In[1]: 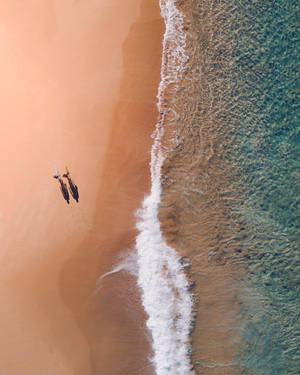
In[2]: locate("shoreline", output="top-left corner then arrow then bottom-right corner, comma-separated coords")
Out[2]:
158,1 -> 244,374
135,2 -> 195,374
59,2 -> 164,372
0,1 -> 164,373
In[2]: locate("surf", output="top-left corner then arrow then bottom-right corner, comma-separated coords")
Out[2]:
135,1 -> 194,374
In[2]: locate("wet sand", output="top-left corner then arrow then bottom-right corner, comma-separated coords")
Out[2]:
0,1 -> 163,374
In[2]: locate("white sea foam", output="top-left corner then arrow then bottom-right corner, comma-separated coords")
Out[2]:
135,1 -> 194,374
93,251 -> 138,294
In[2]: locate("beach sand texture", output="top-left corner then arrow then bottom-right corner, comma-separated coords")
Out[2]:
0,1 -> 163,374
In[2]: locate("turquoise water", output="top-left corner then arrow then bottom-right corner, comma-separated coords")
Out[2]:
159,0 -> 299,373
225,1 -> 299,373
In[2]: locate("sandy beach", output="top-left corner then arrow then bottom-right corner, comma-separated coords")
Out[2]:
0,1 -> 163,374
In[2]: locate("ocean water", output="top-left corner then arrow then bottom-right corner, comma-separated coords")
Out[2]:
226,1 -> 300,374
135,1 -> 194,375
135,0 -> 299,374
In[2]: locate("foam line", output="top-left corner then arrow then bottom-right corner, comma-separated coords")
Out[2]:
135,1 -> 194,374
94,252 -> 138,294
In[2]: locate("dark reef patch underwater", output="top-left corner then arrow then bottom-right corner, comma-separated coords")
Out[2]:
158,0 -> 299,374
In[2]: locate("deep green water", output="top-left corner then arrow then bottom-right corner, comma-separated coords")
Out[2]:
223,1 -> 299,373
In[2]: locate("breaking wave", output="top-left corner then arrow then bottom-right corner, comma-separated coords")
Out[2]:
135,1 -> 194,374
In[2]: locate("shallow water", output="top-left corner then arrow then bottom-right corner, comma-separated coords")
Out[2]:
226,2 -> 300,373
153,0 -> 299,374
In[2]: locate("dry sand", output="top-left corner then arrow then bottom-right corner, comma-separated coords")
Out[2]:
0,1 -> 163,374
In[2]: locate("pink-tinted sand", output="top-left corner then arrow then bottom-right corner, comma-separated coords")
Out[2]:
0,1 -> 163,373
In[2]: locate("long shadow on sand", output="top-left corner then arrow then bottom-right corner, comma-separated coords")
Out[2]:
57,2 -> 163,374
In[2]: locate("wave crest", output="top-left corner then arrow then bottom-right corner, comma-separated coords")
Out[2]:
135,1 -> 194,374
